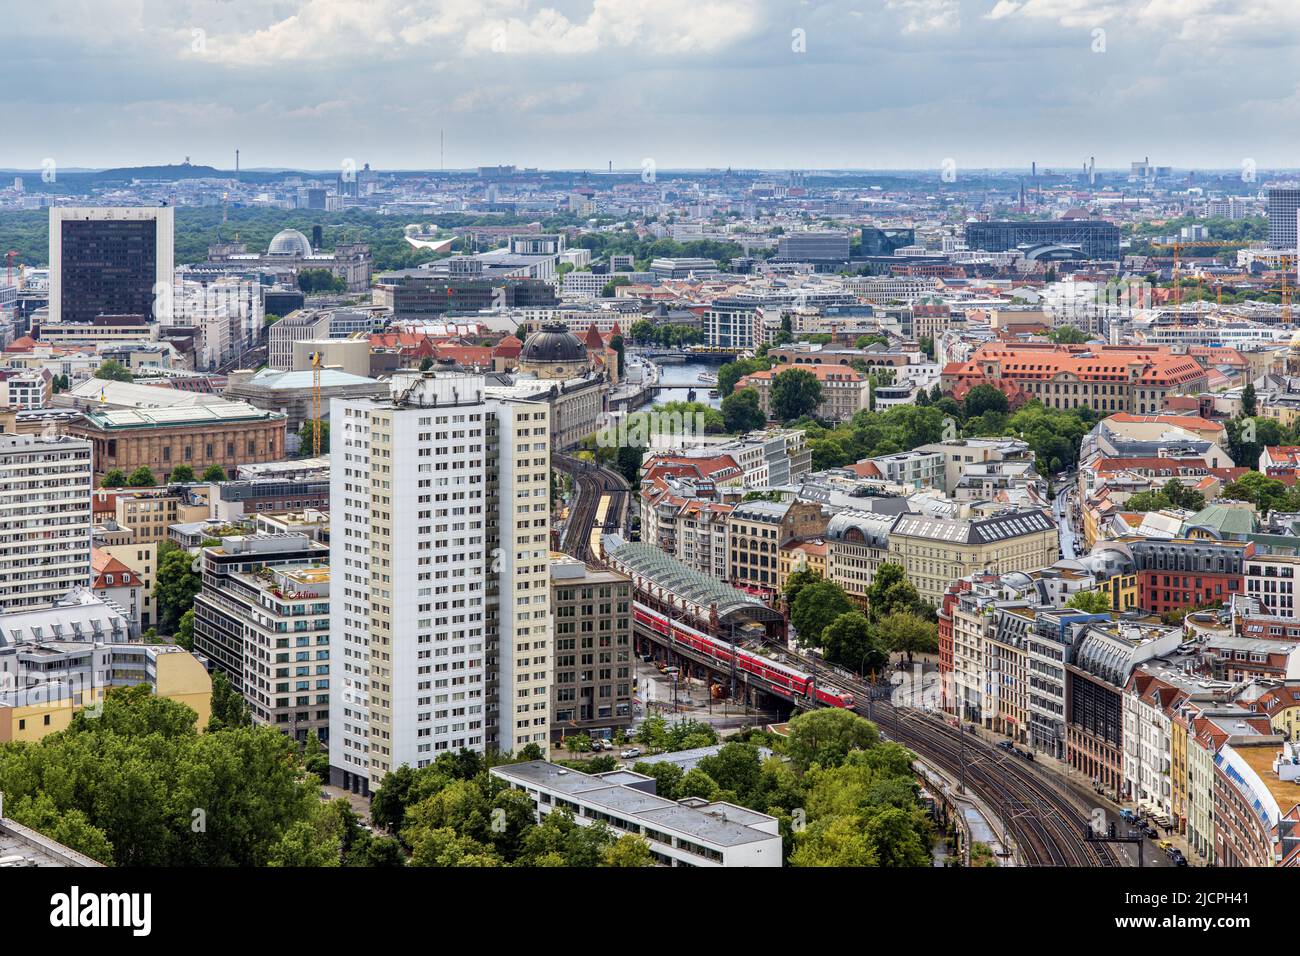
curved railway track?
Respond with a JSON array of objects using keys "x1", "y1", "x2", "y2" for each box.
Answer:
[
  {"x1": 554, "y1": 453, "x2": 629, "y2": 563},
  {"x1": 769, "y1": 643, "x2": 1118, "y2": 867},
  {"x1": 872, "y1": 702, "x2": 1117, "y2": 866}
]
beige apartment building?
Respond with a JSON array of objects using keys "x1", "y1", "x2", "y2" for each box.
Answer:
[
  {"x1": 824, "y1": 511, "x2": 896, "y2": 609},
  {"x1": 888, "y1": 509, "x2": 1060, "y2": 606},
  {"x1": 737, "y1": 364, "x2": 870, "y2": 423}
]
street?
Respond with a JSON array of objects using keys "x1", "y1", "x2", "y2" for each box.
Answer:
[{"x1": 1053, "y1": 474, "x2": 1078, "y2": 560}]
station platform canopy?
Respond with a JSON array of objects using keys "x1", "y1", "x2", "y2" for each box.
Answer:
[{"x1": 603, "y1": 534, "x2": 785, "y2": 630}]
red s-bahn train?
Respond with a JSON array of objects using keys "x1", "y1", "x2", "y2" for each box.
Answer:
[{"x1": 632, "y1": 603, "x2": 855, "y2": 709}]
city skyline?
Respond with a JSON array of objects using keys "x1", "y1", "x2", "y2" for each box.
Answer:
[{"x1": 5, "y1": 0, "x2": 1300, "y2": 170}]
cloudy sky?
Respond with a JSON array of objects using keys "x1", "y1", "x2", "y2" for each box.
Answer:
[{"x1": 3, "y1": 0, "x2": 1299, "y2": 172}]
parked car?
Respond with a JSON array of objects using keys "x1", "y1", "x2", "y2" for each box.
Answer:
[
  {"x1": 1119, "y1": 808, "x2": 1135, "y2": 822},
  {"x1": 1170, "y1": 850, "x2": 1188, "y2": 867},
  {"x1": 996, "y1": 740, "x2": 1015, "y2": 752},
  {"x1": 620, "y1": 748, "x2": 641, "y2": 759}
]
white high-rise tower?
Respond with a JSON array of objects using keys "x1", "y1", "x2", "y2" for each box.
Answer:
[{"x1": 328, "y1": 371, "x2": 552, "y2": 794}]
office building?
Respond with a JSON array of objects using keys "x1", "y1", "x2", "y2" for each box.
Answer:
[
  {"x1": 549, "y1": 555, "x2": 633, "y2": 743},
  {"x1": 49, "y1": 207, "x2": 174, "y2": 325},
  {"x1": 941, "y1": 343, "x2": 1208, "y2": 415},
  {"x1": 888, "y1": 509, "x2": 1060, "y2": 607},
  {"x1": 1267, "y1": 187, "x2": 1300, "y2": 249},
  {"x1": 329, "y1": 371, "x2": 552, "y2": 795},
  {"x1": 964, "y1": 219, "x2": 1120, "y2": 259},
  {"x1": 777, "y1": 231, "x2": 851, "y2": 263},
  {"x1": 194, "y1": 554, "x2": 331, "y2": 744},
  {"x1": 703, "y1": 298, "x2": 762, "y2": 350},
  {"x1": 0, "y1": 435, "x2": 93, "y2": 612}
]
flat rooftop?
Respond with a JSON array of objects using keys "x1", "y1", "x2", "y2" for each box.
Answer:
[
  {"x1": 0, "y1": 817, "x2": 103, "y2": 867},
  {"x1": 492, "y1": 760, "x2": 777, "y2": 847},
  {"x1": 1238, "y1": 743, "x2": 1300, "y2": 811}
]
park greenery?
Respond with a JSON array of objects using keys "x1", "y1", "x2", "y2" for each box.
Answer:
[
  {"x1": 785, "y1": 398, "x2": 1097, "y2": 476},
  {"x1": 0, "y1": 658, "x2": 936, "y2": 866}
]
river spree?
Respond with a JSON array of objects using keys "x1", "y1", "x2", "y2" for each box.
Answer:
[{"x1": 650, "y1": 361, "x2": 721, "y2": 409}]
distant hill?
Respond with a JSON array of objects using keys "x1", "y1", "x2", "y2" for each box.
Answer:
[{"x1": 87, "y1": 164, "x2": 228, "y2": 181}]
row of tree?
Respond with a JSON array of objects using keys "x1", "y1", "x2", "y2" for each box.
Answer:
[
  {"x1": 784, "y1": 565, "x2": 938, "y2": 676},
  {"x1": 100, "y1": 464, "x2": 227, "y2": 488}
]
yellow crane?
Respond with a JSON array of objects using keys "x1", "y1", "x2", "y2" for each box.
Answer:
[
  {"x1": 310, "y1": 350, "x2": 322, "y2": 458},
  {"x1": 1149, "y1": 239, "x2": 1247, "y2": 309}
]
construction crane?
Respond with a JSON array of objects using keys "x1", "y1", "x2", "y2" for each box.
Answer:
[
  {"x1": 1253, "y1": 255, "x2": 1295, "y2": 325},
  {"x1": 310, "y1": 350, "x2": 322, "y2": 458},
  {"x1": 1149, "y1": 240, "x2": 1247, "y2": 309}
]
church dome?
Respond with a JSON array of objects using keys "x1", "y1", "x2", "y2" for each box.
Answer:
[
  {"x1": 521, "y1": 324, "x2": 586, "y2": 365},
  {"x1": 267, "y1": 229, "x2": 313, "y2": 257}
]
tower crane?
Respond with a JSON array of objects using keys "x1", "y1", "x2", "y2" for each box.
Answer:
[
  {"x1": 1149, "y1": 239, "x2": 1247, "y2": 309},
  {"x1": 310, "y1": 350, "x2": 322, "y2": 458}
]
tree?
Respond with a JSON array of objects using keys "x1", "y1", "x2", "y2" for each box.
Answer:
[
  {"x1": 603, "y1": 834, "x2": 655, "y2": 867},
  {"x1": 155, "y1": 545, "x2": 201, "y2": 633},
  {"x1": 771, "y1": 368, "x2": 823, "y2": 422},
  {"x1": 168, "y1": 464, "x2": 195, "y2": 483},
  {"x1": 201, "y1": 465, "x2": 227, "y2": 482},
  {"x1": 783, "y1": 566, "x2": 823, "y2": 610},
  {"x1": 297, "y1": 419, "x2": 330, "y2": 456},
  {"x1": 298, "y1": 269, "x2": 347, "y2": 294},
  {"x1": 632, "y1": 761, "x2": 684, "y2": 801},
  {"x1": 1125, "y1": 478, "x2": 1206, "y2": 514},
  {"x1": 865, "y1": 563, "x2": 921, "y2": 621},
  {"x1": 126, "y1": 466, "x2": 156, "y2": 488},
  {"x1": 1048, "y1": 325, "x2": 1089, "y2": 345},
  {"x1": 610, "y1": 333, "x2": 625, "y2": 377},
  {"x1": 1241, "y1": 381, "x2": 1257, "y2": 418},
  {"x1": 874, "y1": 611, "x2": 938, "y2": 664},
  {"x1": 101, "y1": 469, "x2": 127, "y2": 488},
  {"x1": 0, "y1": 685, "x2": 324, "y2": 866},
  {"x1": 1066, "y1": 589, "x2": 1113, "y2": 614},
  {"x1": 862, "y1": 805, "x2": 932, "y2": 867},
  {"x1": 855, "y1": 334, "x2": 889, "y2": 349},
  {"x1": 696, "y1": 743, "x2": 764, "y2": 802},
  {"x1": 785, "y1": 708, "x2": 880, "y2": 772},
  {"x1": 791, "y1": 815, "x2": 880, "y2": 866},
  {"x1": 207, "y1": 668, "x2": 252, "y2": 731},
  {"x1": 94, "y1": 359, "x2": 134, "y2": 382},
  {"x1": 963, "y1": 383, "x2": 1009, "y2": 419},
  {"x1": 721, "y1": 387, "x2": 766, "y2": 433},
  {"x1": 821, "y1": 611, "x2": 889, "y2": 676},
  {"x1": 717, "y1": 356, "x2": 770, "y2": 398},
  {"x1": 175, "y1": 607, "x2": 195, "y2": 651},
  {"x1": 790, "y1": 579, "x2": 853, "y2": 649},
  {"x1": 677, "y1": 768, "x2": 721, "y2": 801},
  {"x1": 1222, "y1": 470, "x2": 1292, "y2": 514}
]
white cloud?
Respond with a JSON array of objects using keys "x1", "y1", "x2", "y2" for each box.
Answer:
[{"x1": 886, "y1": 0, "x2": 961, "y2": 33}]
